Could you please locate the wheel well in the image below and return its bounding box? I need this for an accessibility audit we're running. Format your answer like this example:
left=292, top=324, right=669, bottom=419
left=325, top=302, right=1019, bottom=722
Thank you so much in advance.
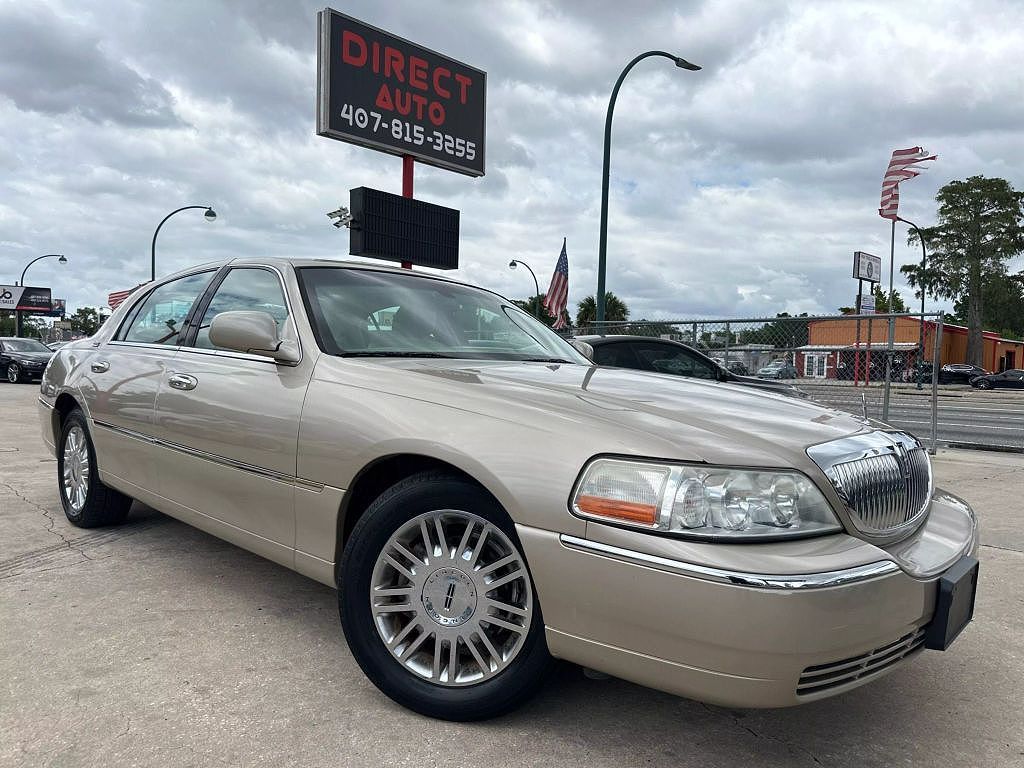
left=52, top=393, right=81, bottom=440
left=337, top=454, right=492, bottom=561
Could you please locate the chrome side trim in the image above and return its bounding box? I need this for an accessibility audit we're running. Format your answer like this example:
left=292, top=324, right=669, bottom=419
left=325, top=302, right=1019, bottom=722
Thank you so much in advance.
left=558, top=534, right=900, bottom=589
left=37, top=396, right=54, bottom=410
left=92, top=419, right=324, bottom=492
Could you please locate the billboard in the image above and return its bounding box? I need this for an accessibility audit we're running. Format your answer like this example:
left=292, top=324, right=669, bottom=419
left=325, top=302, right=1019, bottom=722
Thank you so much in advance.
left=0, top=285, right=52, bottom=313
left=349, top=187, right=459, bottom=269
left=317, top=9, right=486, bottom=177
left=852, top=251, right=882, bottom=283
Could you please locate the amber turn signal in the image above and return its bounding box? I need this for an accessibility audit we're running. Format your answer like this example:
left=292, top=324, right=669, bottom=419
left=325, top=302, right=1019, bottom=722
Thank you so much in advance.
left=574, top=494, right=658, bottom=525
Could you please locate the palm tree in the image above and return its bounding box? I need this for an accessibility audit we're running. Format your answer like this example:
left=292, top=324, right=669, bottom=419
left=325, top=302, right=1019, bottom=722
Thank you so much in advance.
left=576, top=292, right=629, bottom=328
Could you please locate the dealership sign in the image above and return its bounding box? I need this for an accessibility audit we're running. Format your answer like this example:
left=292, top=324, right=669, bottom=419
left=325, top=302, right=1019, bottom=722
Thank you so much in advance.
left=0, top=285, right=52, bottom=313
left=859, top=292, right=876, bottom=314
left=852, top=251, right=882, bottom=283
left=316, top=9, right=486, bottom=176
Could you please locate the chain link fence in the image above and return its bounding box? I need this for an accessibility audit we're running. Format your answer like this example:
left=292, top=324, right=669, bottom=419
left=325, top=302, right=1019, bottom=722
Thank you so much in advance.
left=575, top=312, right=1024, bottom=452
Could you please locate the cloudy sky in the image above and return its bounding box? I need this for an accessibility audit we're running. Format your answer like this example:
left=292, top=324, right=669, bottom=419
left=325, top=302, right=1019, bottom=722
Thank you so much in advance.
left=2, top=0, right=1022, bottom=320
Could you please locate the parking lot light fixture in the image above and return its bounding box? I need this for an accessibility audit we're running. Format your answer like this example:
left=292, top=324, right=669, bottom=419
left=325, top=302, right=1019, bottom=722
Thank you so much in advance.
left=509, top=259, right=541, bottom=318
left=151, top=205, right=218, bottom=281
left=596, top=51, right=701, bottom=323
left=18, top=253, right=67, bottom=286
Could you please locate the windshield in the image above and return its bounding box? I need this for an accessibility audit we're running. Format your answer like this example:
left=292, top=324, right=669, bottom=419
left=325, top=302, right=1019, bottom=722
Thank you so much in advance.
left=3, top=338, right=50, bottom=353
left=296, top=267, right=589, bottom=364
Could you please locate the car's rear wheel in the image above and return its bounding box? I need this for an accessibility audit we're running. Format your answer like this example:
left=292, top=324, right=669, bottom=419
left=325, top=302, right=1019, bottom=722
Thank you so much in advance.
left=6, top=363, right=22, bottom=383
left=975, top=379, right=992, bottom=390
left=339, top=471, right=552, bottom=721
left=57, top=409, right=132, bottom=528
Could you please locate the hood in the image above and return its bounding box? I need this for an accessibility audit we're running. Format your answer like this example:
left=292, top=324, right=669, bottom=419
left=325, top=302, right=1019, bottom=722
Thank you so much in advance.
left=6, top=351, right=52, bottom=363
left=320, top=357, right=869, bottom=469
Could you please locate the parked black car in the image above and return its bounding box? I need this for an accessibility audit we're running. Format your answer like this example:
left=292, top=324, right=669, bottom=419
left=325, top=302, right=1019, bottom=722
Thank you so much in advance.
left=971, top=369, right=1024, bottom=390
left=939, top=363, right=989, bottom=384
left=1, top=337, right=55, bottom=383
left=573, top=335, right=807, bottom=398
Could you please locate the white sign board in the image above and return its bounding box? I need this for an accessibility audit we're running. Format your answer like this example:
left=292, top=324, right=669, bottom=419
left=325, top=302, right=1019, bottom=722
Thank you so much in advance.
left=853, top=251, right=882, bottom=283
left=860, top=292, right=876, bottom=314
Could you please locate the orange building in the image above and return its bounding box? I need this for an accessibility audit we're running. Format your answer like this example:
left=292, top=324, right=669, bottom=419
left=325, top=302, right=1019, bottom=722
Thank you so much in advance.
left=796, top=317, right=1023, bottom=380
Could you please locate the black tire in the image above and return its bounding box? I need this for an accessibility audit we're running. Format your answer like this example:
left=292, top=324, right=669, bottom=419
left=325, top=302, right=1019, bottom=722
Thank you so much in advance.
left=975, top=379, right=992, bottom=390
left=339, top=471, right=553, bottom=721
left=57, top=409, right=132, bottom=528
left=5, top=363, right=22, bottom=383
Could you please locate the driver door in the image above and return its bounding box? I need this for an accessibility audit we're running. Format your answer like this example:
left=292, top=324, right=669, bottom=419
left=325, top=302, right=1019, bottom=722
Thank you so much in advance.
left=151, top=266, right=316, bottom=566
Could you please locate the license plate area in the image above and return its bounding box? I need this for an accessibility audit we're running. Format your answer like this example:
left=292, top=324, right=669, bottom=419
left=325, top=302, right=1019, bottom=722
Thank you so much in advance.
left=924, top=556, right=979, bottom=651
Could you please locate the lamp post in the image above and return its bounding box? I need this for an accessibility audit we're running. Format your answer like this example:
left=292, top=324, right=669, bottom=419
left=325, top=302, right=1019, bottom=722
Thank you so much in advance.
left=596, top=51, right=700, bottom=323
left=151, top=206, right=217, bottom=281
left=508, top=259, right=540, bottom=318
left=14, top=254, right=67, bottom=337
left=899, top=217, right=929, bottom=389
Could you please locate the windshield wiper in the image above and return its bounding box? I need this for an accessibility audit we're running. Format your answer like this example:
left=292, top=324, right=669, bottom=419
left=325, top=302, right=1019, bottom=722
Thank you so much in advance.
left=338, top=351, right=456, bottom=358
left=519, top=357, right=575, bottom=364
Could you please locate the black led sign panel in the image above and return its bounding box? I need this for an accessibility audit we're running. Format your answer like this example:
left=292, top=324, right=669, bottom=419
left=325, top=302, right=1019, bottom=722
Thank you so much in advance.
left=349, top=187, right=460, bottom=270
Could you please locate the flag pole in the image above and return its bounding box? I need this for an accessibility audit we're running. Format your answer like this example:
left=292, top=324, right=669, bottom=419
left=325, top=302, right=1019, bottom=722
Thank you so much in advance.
left=882, top=218, right=896, bottom=420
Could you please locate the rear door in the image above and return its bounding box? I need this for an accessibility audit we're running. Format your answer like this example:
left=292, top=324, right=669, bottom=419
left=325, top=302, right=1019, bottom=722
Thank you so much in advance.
left=151, top=265, right=316, bottom=562
left=84, top=270, right=215, bottom=492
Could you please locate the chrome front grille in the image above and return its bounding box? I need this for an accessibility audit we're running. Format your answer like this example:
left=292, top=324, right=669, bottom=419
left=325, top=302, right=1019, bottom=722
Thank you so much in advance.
left=807, top=431, right=932, bottom=537
left=797, top=629, right=926, bottom=696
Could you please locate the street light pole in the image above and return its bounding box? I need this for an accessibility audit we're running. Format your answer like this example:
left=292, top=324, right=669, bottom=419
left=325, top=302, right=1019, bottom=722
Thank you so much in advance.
left=899, top=217, right=929, bottom=389
left=151, top=206, right=217, bottom=281
left=14, top=254, right=67, bottom=337
left=596, top=50, right=700, bottom=323
left=508, top=259, right=541, bottom=318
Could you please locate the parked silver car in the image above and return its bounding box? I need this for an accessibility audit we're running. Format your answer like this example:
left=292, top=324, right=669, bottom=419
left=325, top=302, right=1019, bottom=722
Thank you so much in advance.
left=38, top=258, right=979, bottom=721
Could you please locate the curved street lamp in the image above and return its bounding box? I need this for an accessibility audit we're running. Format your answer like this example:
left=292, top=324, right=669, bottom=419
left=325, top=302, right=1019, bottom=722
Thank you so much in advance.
left=151, top=206, right=217, bottom=281
left=899, top=217, right=929, bottom=389
left=18, top=253, right=67, bottom=286
left=14, top=254, right=67, bottom=337
left=596, top=51, right=700, bottom=323
left=508, top=259, right=541, bottom=318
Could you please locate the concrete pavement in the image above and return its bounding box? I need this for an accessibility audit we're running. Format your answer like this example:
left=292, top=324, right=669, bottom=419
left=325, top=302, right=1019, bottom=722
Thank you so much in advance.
left=1, top=383, right=1022, bottom=767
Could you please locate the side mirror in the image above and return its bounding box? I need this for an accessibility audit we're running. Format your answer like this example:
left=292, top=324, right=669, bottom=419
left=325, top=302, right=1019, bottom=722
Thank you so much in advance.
left=569, top=339, right=594, bottom=361
left=208, top=311, right=300, bottom=364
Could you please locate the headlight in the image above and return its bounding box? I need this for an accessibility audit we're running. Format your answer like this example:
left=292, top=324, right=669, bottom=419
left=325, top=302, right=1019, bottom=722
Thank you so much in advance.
left=571, top=458, right=842, bottom=540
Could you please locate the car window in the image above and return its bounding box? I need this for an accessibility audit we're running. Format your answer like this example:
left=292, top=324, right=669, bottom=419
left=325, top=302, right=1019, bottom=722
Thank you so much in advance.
left=630, top=342, right=718, bottom=380
left=296, top=267, right=587, bottom=363
left=591, top=343, right=640, bottom=368
left=193, top=268, right=289, bottom=350
left=1, top=338, right=51, bottom=353
left=118, top=272, right=214, bottom=345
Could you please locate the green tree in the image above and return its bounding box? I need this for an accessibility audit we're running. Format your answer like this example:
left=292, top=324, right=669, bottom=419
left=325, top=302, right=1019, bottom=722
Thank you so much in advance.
left=871, top=283, right=907, bottom=313
left=512, top=295, right=558, bottom=328
left=901, top=175, right=1024, bottom=364
left=575, top=292, right=629, bottom=328
left=946, top=272, right=1024, bottom=340
left=69, top=306, right=106, bottom=337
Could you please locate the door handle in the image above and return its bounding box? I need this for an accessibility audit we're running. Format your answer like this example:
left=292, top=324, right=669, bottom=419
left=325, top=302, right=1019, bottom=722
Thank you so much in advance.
left=90, top=360, right=109, bottom=373
left=168, top=373, right=198, bottom=391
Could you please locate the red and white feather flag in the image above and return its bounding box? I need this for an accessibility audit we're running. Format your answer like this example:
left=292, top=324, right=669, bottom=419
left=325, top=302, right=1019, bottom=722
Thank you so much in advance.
left=879, top=146, right=936, bottom=220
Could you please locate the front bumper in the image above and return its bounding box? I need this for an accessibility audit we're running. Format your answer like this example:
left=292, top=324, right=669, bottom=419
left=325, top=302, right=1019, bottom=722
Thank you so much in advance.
left=519, top=489, right=978, bottom=708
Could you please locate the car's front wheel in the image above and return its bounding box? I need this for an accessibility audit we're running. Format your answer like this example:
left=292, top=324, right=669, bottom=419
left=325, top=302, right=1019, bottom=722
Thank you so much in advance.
left=975, top=379, right=992, bottom=390
left=57, top=410, right=132, bottom=527
left=5, top=363, right=22, bottom=383
left=339, top=471, right=552, bottom=720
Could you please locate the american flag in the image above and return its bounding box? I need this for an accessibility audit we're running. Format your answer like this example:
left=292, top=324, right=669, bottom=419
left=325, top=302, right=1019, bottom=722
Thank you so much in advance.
left=543, top=238, right=569, bottom=329
left=108, top=286, right=141, bottom=310
left=879, top=146, right=936, bottom=220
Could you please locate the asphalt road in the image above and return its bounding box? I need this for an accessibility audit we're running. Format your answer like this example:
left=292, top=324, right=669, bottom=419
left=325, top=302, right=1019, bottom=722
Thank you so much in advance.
left=801, top=383, right=1024, bottom=450
left=2, top=382, right=1023, bottom=767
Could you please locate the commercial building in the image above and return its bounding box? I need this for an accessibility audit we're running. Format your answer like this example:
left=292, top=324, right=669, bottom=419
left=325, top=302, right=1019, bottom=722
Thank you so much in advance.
left=795, top=317, right=1023, bottom=380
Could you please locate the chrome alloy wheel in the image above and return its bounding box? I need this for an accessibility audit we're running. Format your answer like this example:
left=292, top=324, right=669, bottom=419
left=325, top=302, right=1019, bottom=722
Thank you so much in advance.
left=6, top=364, right=19, bottom=383
left=370, top=510, right=533, bottom=687
left=62, top=425, right=91, bottom=512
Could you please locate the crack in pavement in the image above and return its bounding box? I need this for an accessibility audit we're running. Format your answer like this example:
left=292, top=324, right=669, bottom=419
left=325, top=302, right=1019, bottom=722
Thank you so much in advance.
left=981, top=543, right=1023, bottom=554
left=699, top=703, right=826, bottom=766
left=0, top=479, right=91, bottom=560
